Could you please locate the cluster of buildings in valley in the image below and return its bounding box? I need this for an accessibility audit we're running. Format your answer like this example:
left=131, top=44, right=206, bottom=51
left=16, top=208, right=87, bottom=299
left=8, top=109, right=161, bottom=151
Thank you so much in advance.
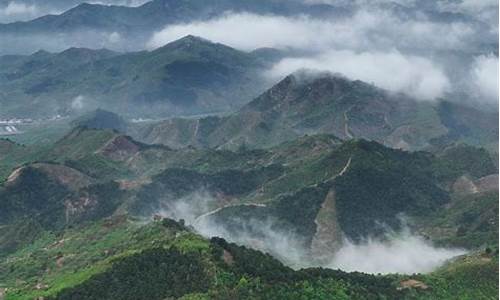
left=0, top=115, right=66, bottom=136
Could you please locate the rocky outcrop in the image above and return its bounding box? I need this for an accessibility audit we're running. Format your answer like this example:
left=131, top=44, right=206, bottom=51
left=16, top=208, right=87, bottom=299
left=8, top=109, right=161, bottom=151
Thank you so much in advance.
left=310, top=189, right=343, bottom=263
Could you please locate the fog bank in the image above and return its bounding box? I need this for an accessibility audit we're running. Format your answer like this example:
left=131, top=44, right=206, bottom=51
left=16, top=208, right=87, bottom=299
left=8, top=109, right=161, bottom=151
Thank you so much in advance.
left=328, top=232, right=466, bottom=274
left=153, top=192, right=466, bottom=274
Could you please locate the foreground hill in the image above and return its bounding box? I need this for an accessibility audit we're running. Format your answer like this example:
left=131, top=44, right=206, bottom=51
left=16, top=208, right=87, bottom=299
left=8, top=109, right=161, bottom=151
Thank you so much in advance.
left=132, top=72, right=498, bottom=152
left=0, top=126, right=497, bottom=298
left=0, top=36, right=275, bottom=118
left=2, top=216, right=497, bottom=299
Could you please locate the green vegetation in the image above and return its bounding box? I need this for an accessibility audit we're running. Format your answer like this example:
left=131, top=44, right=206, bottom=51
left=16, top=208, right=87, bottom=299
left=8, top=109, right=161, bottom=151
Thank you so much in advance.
left=0, top=125, right=497, bottom=299
left=0, top=36, right=270, bottom=118
left=3, top=218, right=496, bottom=299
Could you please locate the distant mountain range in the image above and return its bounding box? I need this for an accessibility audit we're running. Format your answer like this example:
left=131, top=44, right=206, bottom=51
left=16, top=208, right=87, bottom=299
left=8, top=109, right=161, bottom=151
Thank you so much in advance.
left=0, top=35, right=278, bottom=118
left=0, top=0, right=492, bottom=54
left=0, top=0, right=352, bottom=54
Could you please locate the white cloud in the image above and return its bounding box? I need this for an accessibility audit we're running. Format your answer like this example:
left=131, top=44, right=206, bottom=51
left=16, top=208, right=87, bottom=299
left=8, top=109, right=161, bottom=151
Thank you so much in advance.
left=328, top=232, right=466, bottom=274
left=148, top=13, right=320, bottom=51
left=4, top=1, right=37, bottom=15
left=88, top=0, right=149, bottom=7
left=0, top=1, right=40, bottom=22
left=107, top=31, right=122, bottom=44
left=71, top=95, right=85, bottom=110
left=267, top=50, right=450, bottom=100
left=148, top=11, right=475, bottom=52
left=151, top=192, right=465, bottom=274
left=0, top=1, right=61, bottom=23
left=147, top=11, right=478, bottom=99
left=471, top=54, right=499, bottom=102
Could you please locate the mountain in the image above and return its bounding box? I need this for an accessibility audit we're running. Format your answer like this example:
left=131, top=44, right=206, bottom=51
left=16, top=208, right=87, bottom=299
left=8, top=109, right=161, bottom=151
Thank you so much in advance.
left=133, top=72, right=499, bottom=152
left=0, top=36, right=276, bottom=118
left=0, top=0, right=348, bottom=32
left=1, top=126, right=496, bottom=252
left=0, top=0, right=488, bottom=55
left=0, top=0, right=351, bottom=54
left=0, top=125, right=497, bottom=298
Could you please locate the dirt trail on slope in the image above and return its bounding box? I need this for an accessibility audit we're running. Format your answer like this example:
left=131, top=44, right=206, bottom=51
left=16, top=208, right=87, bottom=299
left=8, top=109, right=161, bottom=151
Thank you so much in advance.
left=338, top=157, right=352, bottom=177
left=343, top=107, right=354, bottom=139
left=193, top=203, right=267, bottom=225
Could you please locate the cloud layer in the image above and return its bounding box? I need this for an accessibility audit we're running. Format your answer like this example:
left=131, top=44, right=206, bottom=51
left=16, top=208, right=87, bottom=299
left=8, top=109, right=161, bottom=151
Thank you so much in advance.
left=329, top=233, right=466, bottom=274
left=471, top=54, right=499, bottom=102
left=147, top=11, right=478, bottom=53
left=148, top=8, right=495, bottom=101
left=266, top=50, right=450, bottom=99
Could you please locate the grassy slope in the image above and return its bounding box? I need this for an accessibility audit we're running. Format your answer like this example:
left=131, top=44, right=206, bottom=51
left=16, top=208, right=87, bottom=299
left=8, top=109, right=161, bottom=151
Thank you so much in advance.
left=1, top=217, right=497, bottom=300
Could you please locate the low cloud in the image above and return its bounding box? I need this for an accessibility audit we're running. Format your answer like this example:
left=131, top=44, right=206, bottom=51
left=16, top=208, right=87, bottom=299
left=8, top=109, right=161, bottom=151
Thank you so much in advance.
left=147, top=11, right=476, bottom=53
left=71, top=95, right=86, bottom=110
left=0, top=1, right=41, bottom=22
left=196, top=217, right=308, bottom=268
left=267, top=50, right=450, bottom=99
left=470, top=54, right=499, bottom=103
left=147, top=10, right=483, bottom=100
left=151, top=192, right=465, bottom=274
left=328, top=231, right=466, bottom=274
left=4, top=1, right=36, bottom=15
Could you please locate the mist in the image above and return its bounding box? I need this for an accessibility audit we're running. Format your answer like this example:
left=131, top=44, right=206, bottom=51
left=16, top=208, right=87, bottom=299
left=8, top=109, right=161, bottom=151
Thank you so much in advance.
left=0, top=31, right=143, bottom=55
left=328, top=231, right=466, bottom=274
left=1, top=1, right=497, bottom=103
left=266, top=50, right=450, bottom=99
left=148, top=3, right=498, bottom=103
left=470, top=54, right=499, bottom=103
left=151, top=191, right=466, bottom=274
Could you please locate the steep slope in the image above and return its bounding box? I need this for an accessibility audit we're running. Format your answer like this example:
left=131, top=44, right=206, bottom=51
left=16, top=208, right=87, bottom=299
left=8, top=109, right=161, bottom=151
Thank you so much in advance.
left=0, top=36, right=275, bottom=118
left=135, top=72, right=497, bottom=152
left=0, top=216, right=497, bottom=300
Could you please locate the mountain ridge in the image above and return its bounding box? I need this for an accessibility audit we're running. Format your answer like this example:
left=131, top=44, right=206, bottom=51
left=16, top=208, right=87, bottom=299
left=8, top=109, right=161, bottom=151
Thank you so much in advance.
left=132, top=70, right=498, bottom=152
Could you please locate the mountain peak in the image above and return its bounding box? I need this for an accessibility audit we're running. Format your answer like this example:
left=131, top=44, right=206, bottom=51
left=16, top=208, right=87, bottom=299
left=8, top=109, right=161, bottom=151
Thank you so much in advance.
left=57, top=47, right=117, bottom=59
left=246, top=70, right=380, bottom=112
left=156, top=35, right=216, bottom=51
